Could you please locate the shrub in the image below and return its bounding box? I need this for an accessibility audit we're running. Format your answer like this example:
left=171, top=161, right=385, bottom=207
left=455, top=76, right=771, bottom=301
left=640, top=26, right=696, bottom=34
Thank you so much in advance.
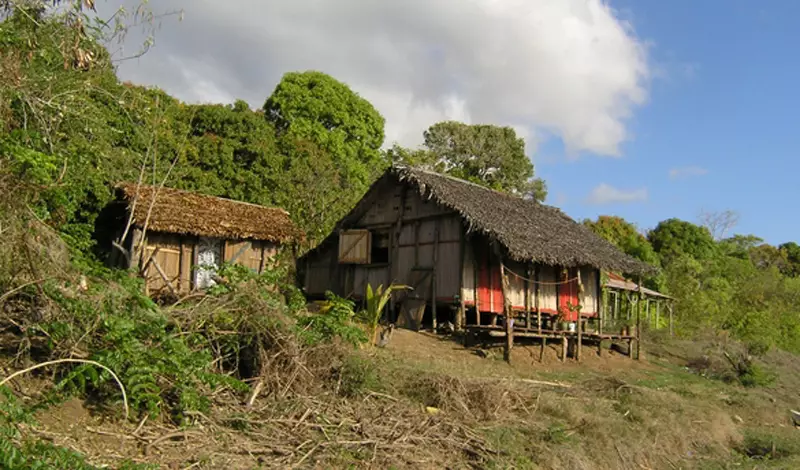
left=296, top=292, right=367, bottom=348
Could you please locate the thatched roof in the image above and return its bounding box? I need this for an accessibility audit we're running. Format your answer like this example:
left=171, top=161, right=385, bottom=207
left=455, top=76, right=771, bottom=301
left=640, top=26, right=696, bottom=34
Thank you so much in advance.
left=392, top=166, right=652, bottom=274
left=117, top=183, right=302, bottom=243
left=313, top=166, right=652, bottom=274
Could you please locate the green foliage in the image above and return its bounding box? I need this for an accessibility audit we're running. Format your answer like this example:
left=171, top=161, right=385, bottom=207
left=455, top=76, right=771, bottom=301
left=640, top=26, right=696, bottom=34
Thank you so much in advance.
left=648, top=218, right=717, bottom=265
left=336, top=354, right=382, bottom=398
left=296, top=292, right=368, bottom=348
left=584, top=215, right=662, bottom=289
left=390, top=121, right=547, bottom=201
left=44, top=275, right=244, bottom=419
left=362, top=283, right=410, bottom=345
left=264, top=70, right=387, bottom=190
left=0, top=387, right=152, bottom=469
left=739, top=428, right=800, bottom=460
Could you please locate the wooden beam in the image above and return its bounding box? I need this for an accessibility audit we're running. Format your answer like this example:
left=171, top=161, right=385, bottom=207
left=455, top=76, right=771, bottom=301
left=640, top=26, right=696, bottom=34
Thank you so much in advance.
left=524, top=264, right=531, bottom=329
left=598, top=270, right=604, bottom=335
left=540, top=337, right=547, bottom=363
left=535, top=264, right=541, bottom=334
left=457, top=221, right=465, bottom=332
left=636, top=277, right=643, bottom=360
left=431, top=220, right=440, bottom=332
left=150, top=256, right=178, bottom=298
left=129, top=228, right=144, bottom=271
left=669, top=302, right=674, bottom=336
left=500, top=256, right=513, bottom=363
left=576, top=268, right=583, bottom=362
left=472, top=240, right=481, bottom=327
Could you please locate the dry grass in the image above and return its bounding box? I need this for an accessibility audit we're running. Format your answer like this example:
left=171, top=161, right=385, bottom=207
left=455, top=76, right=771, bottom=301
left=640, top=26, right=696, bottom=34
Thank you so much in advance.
left=5, top=326, right=800, bottom=469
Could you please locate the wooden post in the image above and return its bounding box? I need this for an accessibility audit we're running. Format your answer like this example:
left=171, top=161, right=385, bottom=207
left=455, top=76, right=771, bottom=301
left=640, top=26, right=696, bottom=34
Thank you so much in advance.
left=129, top=228, right=144, bottom=270
left=431, top=220, right=440, bottom=332
left=500, top=259, right=513, bottom=363
left=600, top=280, right=607, bottom=335
left=669, top=302, right=674, bottom=336
left=389, top=188, right=407, bottom=319
left=636, top=277, right=643, bottom=360
left=457, top=224, right=465, bottom=332
left=576, top=269, right=583, bottom=362
left=473, top=243, right=481, bottom=327
left=645, top=298, right=651, bottom=327
left=540, top=337, right=547, bottom=363
left=614, top=291, right=620, bottom=323
left=534, top=265, right=542, bottom=334
left=561, top=336, right=567, bottom=362
left=524, top=264, right=531, bottom=330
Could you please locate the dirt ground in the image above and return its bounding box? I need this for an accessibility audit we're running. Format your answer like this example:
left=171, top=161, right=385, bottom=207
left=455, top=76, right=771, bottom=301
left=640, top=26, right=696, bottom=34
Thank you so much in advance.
left=8, top=328, right=800, bottom=469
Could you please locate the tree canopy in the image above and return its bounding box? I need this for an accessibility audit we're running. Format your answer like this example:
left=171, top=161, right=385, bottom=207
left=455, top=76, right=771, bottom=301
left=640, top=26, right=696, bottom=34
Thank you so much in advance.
left=264, top=71, right=387, bottom=191
left=648, top=218, right=717, bottom=264
left=389, top=121, right=547, bottom=201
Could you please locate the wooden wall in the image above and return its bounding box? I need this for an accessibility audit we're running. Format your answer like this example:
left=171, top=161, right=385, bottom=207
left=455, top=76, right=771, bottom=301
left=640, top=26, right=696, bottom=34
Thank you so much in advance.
left=302, top=178, right=602, bottom=324
left=140, top=231, right=278, bottom=297
left=302, top=180, right=463, bottom=302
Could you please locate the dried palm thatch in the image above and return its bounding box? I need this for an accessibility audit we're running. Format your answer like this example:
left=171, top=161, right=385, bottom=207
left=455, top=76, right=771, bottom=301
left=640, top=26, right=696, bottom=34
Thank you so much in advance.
left=118, top=183, right=303, bottom=243
left=393, top=166, right=652, bottom=274
left=309, top=166, right=653, bottom=274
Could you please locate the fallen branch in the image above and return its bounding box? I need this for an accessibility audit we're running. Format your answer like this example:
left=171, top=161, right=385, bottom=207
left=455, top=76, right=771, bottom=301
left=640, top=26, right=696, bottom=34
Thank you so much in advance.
left=0, top=358, right=129, bottom=419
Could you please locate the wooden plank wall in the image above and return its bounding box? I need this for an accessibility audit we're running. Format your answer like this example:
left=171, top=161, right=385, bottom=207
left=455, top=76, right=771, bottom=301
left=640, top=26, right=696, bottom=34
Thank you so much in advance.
left=143, top=233, right=279, bottom=297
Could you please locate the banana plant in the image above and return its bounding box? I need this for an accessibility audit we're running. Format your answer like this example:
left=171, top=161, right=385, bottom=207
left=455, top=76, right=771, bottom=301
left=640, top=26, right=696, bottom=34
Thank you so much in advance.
left=364, top=283, right=411, bottom=346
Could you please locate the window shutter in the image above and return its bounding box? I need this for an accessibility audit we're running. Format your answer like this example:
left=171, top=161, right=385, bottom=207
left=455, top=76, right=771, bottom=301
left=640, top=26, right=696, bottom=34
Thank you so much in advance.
left=338, top=230, right=371, bottom=264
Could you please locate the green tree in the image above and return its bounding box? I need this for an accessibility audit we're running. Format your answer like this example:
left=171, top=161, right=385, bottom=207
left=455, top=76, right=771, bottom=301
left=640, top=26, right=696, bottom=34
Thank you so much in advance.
left=648, top=218, right=716, bottom=265
left=264, top=71, right=387, bottom=191
left=175, top=99, right=282, bottom=206
left=391, top=121, right=547, bottom=201
left=583, top=216, right=659, bottom=266
left=779, top=241, right=800, bottom=276
left=583, top=215, right=661, bottom=289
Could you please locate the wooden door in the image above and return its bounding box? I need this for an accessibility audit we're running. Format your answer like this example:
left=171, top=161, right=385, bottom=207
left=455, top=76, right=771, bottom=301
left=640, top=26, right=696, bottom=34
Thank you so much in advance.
left=476, top=246, right=504, bottom=314
left=558, top=268, right=580, bottom=322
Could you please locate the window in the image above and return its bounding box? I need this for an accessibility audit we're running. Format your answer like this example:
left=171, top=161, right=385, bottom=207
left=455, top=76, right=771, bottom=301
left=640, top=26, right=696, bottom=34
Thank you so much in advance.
left=371, top=231, right=390, bottom=264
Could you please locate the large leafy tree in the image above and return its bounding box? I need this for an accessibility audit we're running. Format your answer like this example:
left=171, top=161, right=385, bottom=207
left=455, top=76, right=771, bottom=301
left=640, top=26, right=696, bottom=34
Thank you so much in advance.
left=175, top=100, right=282, bottom=206
left=583, top=215, right=661, bottom=289
left=264, top=71, right=387, bottom=191
left=583, top=216, right=659, bottom=266
left=648, top=218, right=716, bottom=265
left=389, top=121, right=547, bottom=201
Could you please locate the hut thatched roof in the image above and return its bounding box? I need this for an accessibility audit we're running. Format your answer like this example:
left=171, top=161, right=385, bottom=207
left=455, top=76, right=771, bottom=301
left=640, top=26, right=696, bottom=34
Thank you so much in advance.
left=117, top=183, right=302, bottom=243
left=312, top=166, right=653, bottom=274
left=392, top=166, right=652, bottom=274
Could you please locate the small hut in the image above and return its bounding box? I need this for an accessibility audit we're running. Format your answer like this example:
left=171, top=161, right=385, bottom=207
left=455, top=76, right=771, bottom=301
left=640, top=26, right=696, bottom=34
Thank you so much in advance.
left=101, top=183, right=302, bottom=297
left=300, top=166, right=653, bottom=359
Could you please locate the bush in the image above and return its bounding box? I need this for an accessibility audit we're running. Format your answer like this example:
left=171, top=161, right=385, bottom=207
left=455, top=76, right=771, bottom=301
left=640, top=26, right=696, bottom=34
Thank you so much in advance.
left=295, top=292, right=367, bottom=348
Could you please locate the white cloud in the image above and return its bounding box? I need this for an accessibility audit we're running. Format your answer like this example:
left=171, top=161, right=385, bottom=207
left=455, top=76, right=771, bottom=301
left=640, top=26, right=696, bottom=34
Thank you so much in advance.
left=104, top=0, right=650, bottom=155
left=669, top=166, right=708, bottom=180
left=585, top=183, right=647, bottom=205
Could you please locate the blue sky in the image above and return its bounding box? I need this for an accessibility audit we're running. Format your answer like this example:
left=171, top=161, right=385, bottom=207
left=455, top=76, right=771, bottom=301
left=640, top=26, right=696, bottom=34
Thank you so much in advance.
left=541, top=0, right=800, bottom=244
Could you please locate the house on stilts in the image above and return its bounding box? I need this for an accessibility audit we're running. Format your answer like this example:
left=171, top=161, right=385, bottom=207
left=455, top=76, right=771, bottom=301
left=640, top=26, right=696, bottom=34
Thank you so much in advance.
left=99, top=183, right=303, bottom=299
left=300, top=165, right=655, bottom=360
